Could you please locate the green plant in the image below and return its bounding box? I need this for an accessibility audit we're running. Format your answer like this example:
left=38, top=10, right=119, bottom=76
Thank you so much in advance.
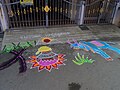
left=72, top=53, right=95, bottom=65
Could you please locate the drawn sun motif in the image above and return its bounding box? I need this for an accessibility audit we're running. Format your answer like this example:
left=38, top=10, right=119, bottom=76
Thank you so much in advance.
left=42, top=37, right=52, bottom=43
left=27, top=46, right=66, bottom=72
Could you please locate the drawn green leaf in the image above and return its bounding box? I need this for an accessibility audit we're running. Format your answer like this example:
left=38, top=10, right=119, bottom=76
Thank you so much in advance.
left=72, top=54, right=95, bottom=65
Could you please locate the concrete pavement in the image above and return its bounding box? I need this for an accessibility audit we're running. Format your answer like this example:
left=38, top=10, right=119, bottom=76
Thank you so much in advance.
left=2, top=25, right=120, bottom=48
left=0, top=25, right=120, bottom=90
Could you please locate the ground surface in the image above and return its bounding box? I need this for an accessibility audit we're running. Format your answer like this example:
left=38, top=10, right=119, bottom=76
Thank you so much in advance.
left=0, top=42, right=120, bottom=90
left=0, top=25, right=120, bottom=90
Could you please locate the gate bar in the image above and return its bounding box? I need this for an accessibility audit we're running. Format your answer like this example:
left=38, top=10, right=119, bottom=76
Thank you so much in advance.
left=45, top=0, right=48, bottom=27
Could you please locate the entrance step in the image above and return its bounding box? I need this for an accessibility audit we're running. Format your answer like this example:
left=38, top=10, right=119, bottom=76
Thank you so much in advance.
left=2, top=25, right=120, bottom=49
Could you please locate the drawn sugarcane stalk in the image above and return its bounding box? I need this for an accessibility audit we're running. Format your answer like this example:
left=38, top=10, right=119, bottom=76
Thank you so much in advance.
left=0, top=41, right=36, bottom=73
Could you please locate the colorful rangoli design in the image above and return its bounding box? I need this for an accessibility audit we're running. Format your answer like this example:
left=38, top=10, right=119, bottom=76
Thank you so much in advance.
left=0, top=41, right=35, bottom=73
left=36, top=37, right=53, bottom=45
left=27, top=46, right=66, bottom=72
left=73, top=53, right=95, bottom=65
left=68, top=40, right=120, bottom=61
left=41, top=37, right=52, bottom=43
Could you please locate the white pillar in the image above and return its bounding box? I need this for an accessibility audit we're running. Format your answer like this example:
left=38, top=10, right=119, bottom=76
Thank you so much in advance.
left=76, top=1, right=85, bottom=25
left=112, top=2, right=120, bottom=26
left=79, top=1, right=85, bottom=25
left=0, top=2, right=9, bottom=31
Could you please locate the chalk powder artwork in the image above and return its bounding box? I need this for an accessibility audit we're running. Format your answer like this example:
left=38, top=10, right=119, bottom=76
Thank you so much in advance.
left=72, top=53, right=95, bottom=65
left=36, top=37, right=53, bottom=45
left=0, top=41, right=35, bottom=73
left=27, top=46, right=66, bottom=72
left=68, top=40, right=120, bottom=61
left=42, top=37, right=52, bottom=43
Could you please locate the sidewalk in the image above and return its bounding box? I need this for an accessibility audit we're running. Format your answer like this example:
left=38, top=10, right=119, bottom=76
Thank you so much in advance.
left=2, top=25, right=120, bottom=49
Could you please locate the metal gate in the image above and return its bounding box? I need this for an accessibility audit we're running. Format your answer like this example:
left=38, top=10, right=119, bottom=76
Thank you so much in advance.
left=4, top=0, right=82, bottom=28
left=2, top=0, right=119, bottom=29
left=84, top=0, right=118, bottom=24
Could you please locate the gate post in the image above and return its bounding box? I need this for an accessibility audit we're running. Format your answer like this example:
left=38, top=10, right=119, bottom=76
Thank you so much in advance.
left=112, top=1, right=120, bottom=25
left=71, top=0, right=77, bottom=20
left=76, top=1, right=85, bottom=25
left=0, top=1, right=9, bottom=31
left=45, top=0, right=48, bottom=27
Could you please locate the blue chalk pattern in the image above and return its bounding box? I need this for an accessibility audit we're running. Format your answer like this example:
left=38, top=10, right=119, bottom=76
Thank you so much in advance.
left=67, top=40, right=120, bottom=61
